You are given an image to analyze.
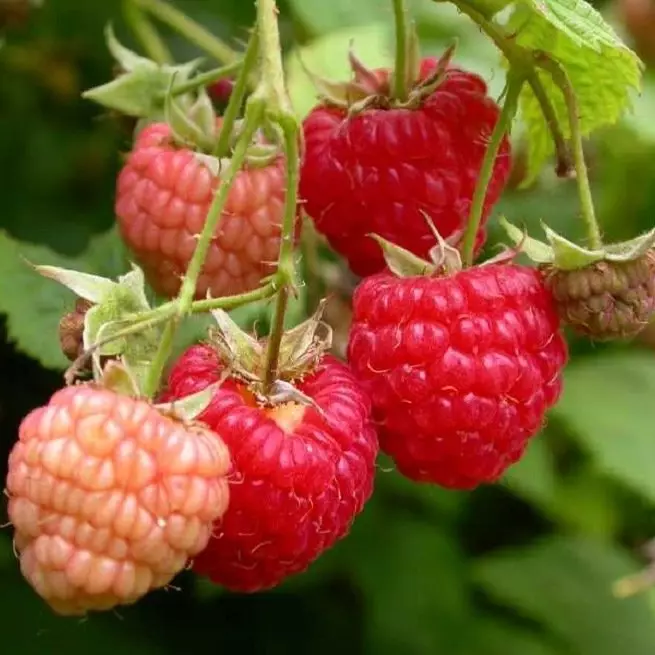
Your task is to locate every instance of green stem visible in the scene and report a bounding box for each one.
[443,0,572,178]
[123,0,172,64]
[214,29,260,157]
[142,319,178,398]
[461,74,523,266]
[391,0,409,101]
[190,281,276,313]
[263,121,300,391]
[255,0,291,115]
[169,61,243,97]
[176,101,264,312]
[132,0,239,64]
[141,98,265,397]
[536,55,602,249]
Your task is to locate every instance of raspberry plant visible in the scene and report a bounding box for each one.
[4,0,655,650]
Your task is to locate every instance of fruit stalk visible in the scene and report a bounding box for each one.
[391,0,409,101]
[131,0,239,64]
[461,73,522,266]
[169,61,243,97]
[214,29,259,157]
[141,100,265,397]
[123,0,172,64]
[253,0,302,392]
[536,54,602,249]
[445,0,573,177]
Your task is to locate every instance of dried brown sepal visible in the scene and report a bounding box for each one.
[542,250,655,340]
[59,299,93,362]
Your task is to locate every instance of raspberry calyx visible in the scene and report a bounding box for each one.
[503,219,655,340]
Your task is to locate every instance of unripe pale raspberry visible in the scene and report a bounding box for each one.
[6,385,231,616]
[542,252,655,340]
[115,122,290,299]
[347,264,567,489]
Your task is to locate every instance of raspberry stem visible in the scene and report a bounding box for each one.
[131,0,240,66]
[141,98,266,397]
[214,29,259,158]
[168,61,243,97]
[123,0,172,64]
[536,54,603,249]
[445,0,573,178]
[461,73,523,267]
[391,0,409,102]
[252,0,302,392]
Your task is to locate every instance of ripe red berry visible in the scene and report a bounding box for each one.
[160,346,378,591]
[207,78,234,106]
[6,385,231,615]
[347,264,567,489]
[115,122,288,299]
[300,57,512,277]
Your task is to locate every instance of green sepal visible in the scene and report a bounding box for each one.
[501,218,655,270]
[371,234,437,277]
[155,381,222,421]
[82,25,201,118]
[35,263,162,392]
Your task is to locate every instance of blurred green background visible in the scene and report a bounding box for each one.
[4,0,655,652]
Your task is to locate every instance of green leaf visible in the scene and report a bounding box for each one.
[502,435,558,510]
[464,618,568,655]
[474,536,655,655]
[0,228,128,370]
[552,351,655,503]
[509,3,642,185]
[340,501,471,655]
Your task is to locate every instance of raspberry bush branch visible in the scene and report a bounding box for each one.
[143,101,265,397]
[250,0,303,393]
[442,0,573,177]
[461,72,522,266]
[122,0,172,65]
[214,29,259,158]
[168,61,243,97]
[535,54,602,249]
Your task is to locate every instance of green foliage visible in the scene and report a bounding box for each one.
[474,537,655,654]
[553,351,655,503]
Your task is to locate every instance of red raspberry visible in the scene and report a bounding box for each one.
[160,347,378,591]
[6,385,231,615]
[347,264,567,489]
[115,122,287,299]
[300,57,512,277]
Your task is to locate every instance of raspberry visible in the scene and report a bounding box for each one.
[115,122,288,299]
[542,253,655,340]
[160,347,378,591]
[6,385,231,615]
[300,57,512,277]
[347,264,567,489]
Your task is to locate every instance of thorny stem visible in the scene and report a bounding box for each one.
[132,0,239,64]
[461,74,523,266]
[143,99,265,397]
[214,29,260,157]
[536,54,602,249]
[263,124,300,391]
[254,0,302,393]
[169,61,243,97]
[123,0,172,64]
[391,0,409,101]
[444,0,573,178]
